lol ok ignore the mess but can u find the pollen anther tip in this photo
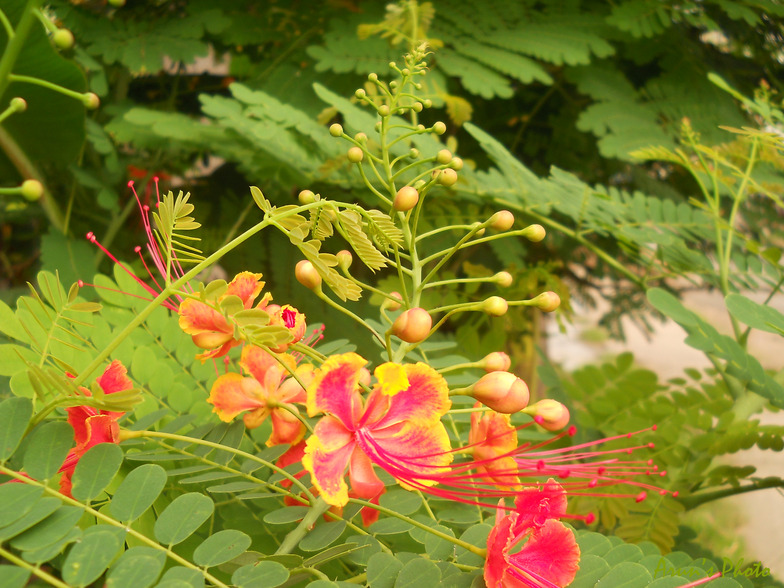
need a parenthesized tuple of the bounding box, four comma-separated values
(127, 180, 134, 187)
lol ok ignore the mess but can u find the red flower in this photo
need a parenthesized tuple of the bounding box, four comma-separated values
(58, 361, 132, 497)
(484, 480, 580, 588)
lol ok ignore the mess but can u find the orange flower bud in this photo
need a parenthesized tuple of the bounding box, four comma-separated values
(482, 351, 511, 373)
(533, 291, 561, 313)
(526, 399, 570, 431)
(295, 260, 322, 290)
(393, 186, 419, 211)
(336, 250, 353, 271)
(391, 307, 432, 343)
(490, 210, 514, 231)
(483, 296, 508, 317)
(382, 291, 403, 311)
(471, 371, 529, 413)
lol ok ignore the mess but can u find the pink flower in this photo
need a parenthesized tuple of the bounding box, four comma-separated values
(302, 353, 453, 509)
(484, 480, 580, 588)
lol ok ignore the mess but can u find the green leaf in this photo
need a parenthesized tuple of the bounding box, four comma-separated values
(0, 396, 33, 460)
(394, 558, 441, 588)
(156, 566, 205, 588)
(105, 546, 167, 588)
(263, 506, 309, 524)
(570, 554, 611, 588)
(193, 529, 252, 567)
(378, 490, 421, 516)
(10, 506, 82, 551)
(298, 520, 346, 551)
(62, 527, 124, 587)
(0, 484, 43, 527)
(22, 527, 81, 564)
(367, 553, 403, 588)
(70, 442, 124, 501)
(0, 566, 30, 588)
(0, 497, 60, 542)
(232, 561, 290, 588)
(22, 421, 74, 480)
(0, 344, 38, 376)
(596, 562, 653, 587)
(0, 299, 27, 341)
(725, 294, 784, 335)
(153, 492, 214, 546)
(647, 288, 697, 327)
(111, 464, 168, 522)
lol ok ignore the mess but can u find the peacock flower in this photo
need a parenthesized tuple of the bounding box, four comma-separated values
(59, 361, 133, 497)
(266, 304, 307, 353)
(469, 404, 520, 491)
(302, 353, 452, 509)
(178, 272, 272, 361)
(484, 479, 580, 588)
(208, 346, 313, 446)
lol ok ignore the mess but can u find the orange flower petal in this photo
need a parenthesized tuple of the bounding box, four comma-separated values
(469, 407, 520, 490)
(373, 363, 450, 428)
(97, 360, 133, 395)
(267, 409, 306, 446)
(370, 420, 453, 488)
(348, 448, 385, 501)
(303, 417, 356, 507)
(178, 298, 230, 336)
(208, 373, 266, 422)
(306, 353, 366, 422)
(226, 271, 265, 307)
(508, 519, 580, 586)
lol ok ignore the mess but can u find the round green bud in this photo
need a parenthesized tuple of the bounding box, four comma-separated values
(374, 122, 382, 133)
(347, 147, 364, 163)
(298, 189, 317, 204)
(417, 124, 426, 131)
(354, 132, 367, 143)
(336, 250, 353, 270)
(83, 93, 100, 110)
(423, 99, 433, 108)
(413, 82, 423, 90)
(389, 81, 398, 89)
(490, 210, 514, 231)
(401, 68, 410, 76)
(368, 73, 378, 82)
(413, 179, 427, 191)
(450, 157, 464, 171)
(412, 102, 423, 112)
(483, 296, 508, 317)
(524, 224, 546, 242)
(533, 291, 561, 313)
(329, 123, 343, 137)
(389, 61, 397, 68)
(409, 148, 420, 159)
(393, 186, 419, 212)
(432, 121, 447, 135)
(295, 260, 322, 290)
(436, 149, 452, 165)
(53, 28, 75, 49)
(10, 97, 26, 112)
(355, 88, 366, 99)
(495, 271, 513, 287)
(378, 105, 390, 117)
(438, 168, 458, 187)
(21, 179, 43, 201)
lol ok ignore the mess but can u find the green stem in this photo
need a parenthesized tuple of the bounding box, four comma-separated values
(0, 545, 71, 588)
(7, 73, 88, 103)
(275, 496, 331, 554)
(0, 0, 43, 97)
(680, 478, 784, 509)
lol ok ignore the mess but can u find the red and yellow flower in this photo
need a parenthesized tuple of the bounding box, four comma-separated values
(208, 346, 313, 446)
(178, 272, 271, 361)
(302, 353, 452, 509)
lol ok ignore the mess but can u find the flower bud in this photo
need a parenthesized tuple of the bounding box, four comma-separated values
(378, 105, 390, 117)
(438, 168, 458, 187)
(355, 132, 367, 143)
(391, 307, 431, 343)
(495, 271, 513, 287)
(298, 189, 317, 204)
(295, 260, 321, 290)
(409, 148, 420, 159)
(432, 121, 447, 135)
(347, 147, 364, 163)
(481, 351, 511, 373)
(413, 102, 423, 112)
(368, 73, 378, 82)
(526, 399, 570, 431)
(336, 249, 353, 271)
(490, 210, 514, 231)
(436, 149, 452, 165)
(53, 29, 75, 50)
(21, 179, 43, 201)
(483, 296, 508, 317)
(532, 291, 560, 313)
(393, 186, 419, 211)
(359, 367, 372, 388)
(471, 371, 529, 413)
(382, 291, 403, 311)
(375, 122, 382, 133)
(10, 97, 27, 112)
(355, 88, 366, 99)
(450, 157, 464, 171)
(83, 93, 100, 110)
(523, 224, 546, 242)
(329, 123, 343, 137)
(423, 99, 433, 108)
